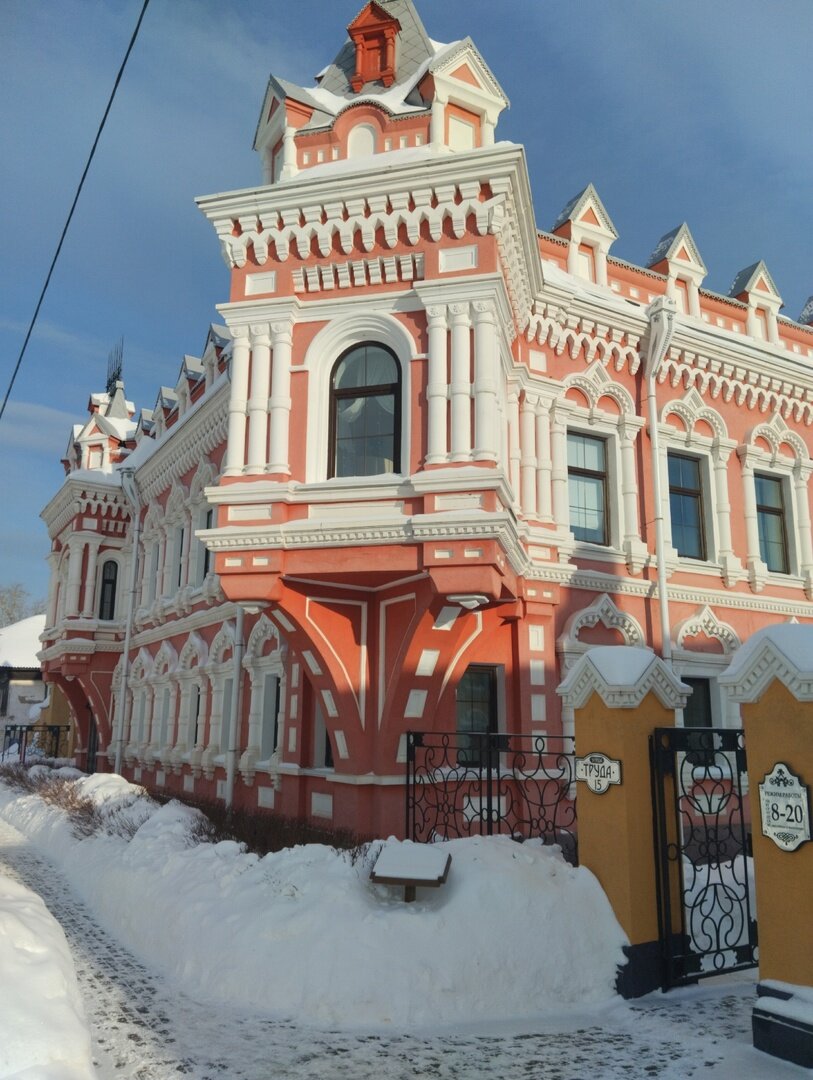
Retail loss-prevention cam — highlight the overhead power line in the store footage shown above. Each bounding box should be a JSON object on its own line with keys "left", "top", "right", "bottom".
{"left": 0, "top": 0, "right": 151, "bottom": 424}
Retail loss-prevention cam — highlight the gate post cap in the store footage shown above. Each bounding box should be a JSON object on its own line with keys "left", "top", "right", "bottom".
{"left": 557, "top": 646, "right": 691, "bottom": 710}
{"left": 719, "top": 624, "right": 813, "bottom": 702}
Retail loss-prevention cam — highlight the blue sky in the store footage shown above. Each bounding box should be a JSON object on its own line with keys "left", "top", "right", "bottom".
{"left": 2, "top": 0, "right": 811, "bottom": 600}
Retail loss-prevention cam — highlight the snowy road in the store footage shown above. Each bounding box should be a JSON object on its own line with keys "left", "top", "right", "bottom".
{"left": 0, "top": 818, "right": 800, "bottom": 1079}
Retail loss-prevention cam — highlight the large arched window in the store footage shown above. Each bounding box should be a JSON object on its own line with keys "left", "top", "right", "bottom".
{"left": 328, "top": 343, "right": 401, "bottom": 478}
{"left": 98, "top": 560, "right": 118, "bottom": 621}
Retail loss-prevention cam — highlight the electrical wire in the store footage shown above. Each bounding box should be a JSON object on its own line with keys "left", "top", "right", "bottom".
{"left": 0, "top": 0, "right": 151, "bottom": 424}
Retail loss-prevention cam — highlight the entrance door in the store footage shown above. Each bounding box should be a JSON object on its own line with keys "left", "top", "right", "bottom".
{"left": 650, "top": 726, "right": 757, "bottom": 989}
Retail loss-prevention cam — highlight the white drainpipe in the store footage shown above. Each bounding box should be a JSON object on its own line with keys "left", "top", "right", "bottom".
{"left": 644, "top": 297, "right": 677, "bottom": 663}
{"left": 114, "top": 467, "right": 141, "bottom": 775}
{"left": 224, "top": 605, "right": 245, "bottom": 810}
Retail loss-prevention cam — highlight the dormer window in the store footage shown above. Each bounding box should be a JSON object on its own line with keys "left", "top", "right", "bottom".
{"left": 347, "top": 2, "right": 401, "bottom": 92}
{"left": 576, "top": 244, "right": 597, "bottom": 284}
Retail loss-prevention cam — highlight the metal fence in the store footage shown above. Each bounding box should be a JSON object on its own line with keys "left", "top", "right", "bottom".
{"left": 406, "top": 730, "right": 578, "bottom": 865}
{"left": 1, "top": 725, "right": 72, "bottom": 764}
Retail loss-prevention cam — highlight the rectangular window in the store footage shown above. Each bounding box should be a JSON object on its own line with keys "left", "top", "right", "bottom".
{"left": 456, "top": 665, "right": 499, "bottom": 767}
{"left": 755, "top": 474, "right": 789, "bottom": 573}
{"left": 176, "top": 526, "right": 186, "bottom": 589}
{"left": 201, "top": 509, "right": 213, "bottom": 583}
{"left": 683, "top": 677, "right": 715, "bottom": 767}
{"left": 668, "top": 453, "right": 706, "bottom": 560}
{"left": 567, "top": 433, "right": 608, "bottom": 545}
{"left": 220, "top": 678, "right": 234, "bottom": 751}
{"left": 260, "top": 673, "right": 280, "bottom": 760}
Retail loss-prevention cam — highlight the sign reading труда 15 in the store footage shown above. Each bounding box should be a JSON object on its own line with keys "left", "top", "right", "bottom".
{"left": 575, "top": 753, "right": 622, "bottom": 795}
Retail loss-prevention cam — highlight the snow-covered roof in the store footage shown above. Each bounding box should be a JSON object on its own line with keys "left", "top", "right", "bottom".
{"left": 551, "top": 183, "right": 618, "bottom": 238}
{"left": 557, "top": 646, "right": 690, "bottom": 710}
{"left": 0, "top": 614, "right": 46, "bottom": 669}
{"left": 646, "top": 222, "right": 706, "bottom": 272}
{"left": 719, "top": 623, "right": 813, "bottom": 701}
{"left": 728, "top": 259, "right": 781, "bottom": 300}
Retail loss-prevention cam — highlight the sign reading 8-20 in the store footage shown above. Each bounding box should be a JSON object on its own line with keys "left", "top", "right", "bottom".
{"left": 759, "top": 763, "right": 811, "bottom": 852}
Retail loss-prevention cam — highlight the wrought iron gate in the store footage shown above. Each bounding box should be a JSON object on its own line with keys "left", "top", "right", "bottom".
{"left": 406, "top": 731, "right": 577, "bottom": 865}
{"left": 650, "top": 727, "right": 757, "bottom": 989}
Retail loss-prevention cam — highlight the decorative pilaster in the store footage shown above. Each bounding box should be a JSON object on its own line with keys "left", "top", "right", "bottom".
{"left": 535, "top": 400, "right": 553, "bottom": 523}
{"left": 794, "top": 467, "right": 813, "bottom": 598}
{"left": 430, "top": 96, "right": 446, "bottom": 148}
{"left": 81, "top": 539, "right": 102, "bottom": 617}
{"left": 65, "top": 538, "right": 84, "bottom": 617}
{"left": 507, "top": 390, "right": 521, "bottom": 504}
{"left": 449, "top": 304, "right": 472, "bottom": 461}
{"left": 224, "top": 327, "right": 250, "bottom": 476}
{"left": 46, "top": 552, "right": 60, "bottom": 626}
{"left": 713, "top": 445, "right": 743, "bottom": 587}
{"left": 269, "top": 320, "right": 294, "bottom": 475}
{"left": 425, "top": 305, "right": 449, "bottom": 465}
{"left": 280, "top": 125, "right": 297, "bottom": 181}
{"left": 550, "top": 408, "right": 569, "bottom": 534}
{"left": 619, "top": 421, "right": 647, "bottom": 573}
{"left": 738, "top": 449, "right": 768, "bottom": 592}
{"left": 472, "top": 301, "right": 499, "bottom": 463}
{"left": 246, "top": 325, "right": 272, "bottom": 474}
{"left": 519, "top": 393, "right": 537, "bottom": 517}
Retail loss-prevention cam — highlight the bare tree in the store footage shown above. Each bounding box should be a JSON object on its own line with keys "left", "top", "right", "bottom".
{"left": 0, "top": 584, "right": 45, "bottom": 628}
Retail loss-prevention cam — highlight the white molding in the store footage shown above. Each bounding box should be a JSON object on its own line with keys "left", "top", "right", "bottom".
{"left": 719, "top": 625, "right": 813, "bottom": 702}
{"left": 557, "top": 647, "right": 690, "bottom": 710}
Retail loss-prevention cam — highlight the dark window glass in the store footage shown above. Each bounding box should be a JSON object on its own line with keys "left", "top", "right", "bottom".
{"left": 683, "top": 677, "right": 714, "bottom": 766}
{"left": 567, "top": 433, "right": 607, "bottom": 545}
{"left": 755, "top": 474, "right": 789, "bottom": 573}
{"left": 329, "top": 344, "right": 400, "bottom": 478}
{"left": 98, "top": 560, "right": 118, "bottom": 621}
{"left": 668, "top": 453, "right": 706, "bottom": 560}
{"left": 456, "top": 665, "right": 499, "bottom": 767}
{"left": 202, "top": 508, "right": 213, "bottom": 581}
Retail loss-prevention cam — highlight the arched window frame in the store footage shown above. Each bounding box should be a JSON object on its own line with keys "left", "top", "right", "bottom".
{"left": 327, "top": 341, "right": 402, "bottom": 479}
{"left": 302, "top": 313, "right": 415, "bottom": 485}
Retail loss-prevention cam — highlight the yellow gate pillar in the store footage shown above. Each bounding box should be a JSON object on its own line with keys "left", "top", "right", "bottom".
{"left": 720, "top": 625, "right": 813, "bottom": 1069}
{"left": 558, "top": 646, "right": 690, "bottom": 997}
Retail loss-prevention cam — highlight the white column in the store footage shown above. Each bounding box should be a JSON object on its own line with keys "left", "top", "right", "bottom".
{"left": 425, "top": 306, "right": 449, "bottom": 465}
{"left": 481, "top": 118, "right": 495, "bottom": 146}
{"left": 280, "top": 124, "right": 297, "bottom": 180}
{"left": 65, "top": 539, "right": 85, "bottom": 617}
{"left": 81, "top": 540, "right": 101, "bottom": 617}
{"left": 449, "top": 304, "right": 472, "bottom": 461}
{"left": 46, "top": 552, "right": 60, "bottom": 626}
{"left": 224, "top": 328, "right": 250, "bottom": 476}
{"left": 535, "top": 400, "right": 553, "bottom": 523}
{"left": 550, "top": 409, "right": 570, "bottom": 530}
{"left": 472, "top": 301, "right": 499, "bottom": 462}
{"left": 794, "top": 468, "right": 813, "bottom": 574}
{"left": 713, "top": 449, "right": 736, "bottom": 564}
{"left": 519, "top": 393, "right": 537, "bottom": 517}
{"left": 619, "top": 425, "right": 640, "bottom": 544}
{"left": 507, "top": 391, "right": 521, "bottom": 502}
{"left": 246, "top": 325, "right": 271, "bottom": 474}
{"left": 245, "top": 670, "right": 263, "bottom": 754}
{"left": 430, "top": 96, "right": 446, "bottom": 148}
{"left": 176, "top": 682, "right": 192, "bottom": 752}
{"left": 269, "top": 320, "right": 294, "bottom": 475}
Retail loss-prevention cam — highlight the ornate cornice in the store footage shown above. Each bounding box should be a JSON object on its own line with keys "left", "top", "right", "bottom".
{"left": 135, "top": 385, "right": 228, "bottom": 502}
{"left": 526, "top": 301, "right": 642, "bottom": 375}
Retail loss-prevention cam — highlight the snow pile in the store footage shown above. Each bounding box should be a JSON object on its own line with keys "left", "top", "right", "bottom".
{"left": 0, "top": 773, "right": 627, "bottom": 1028}
{"left": 0, "top": 874, "right": 96, "bottom": 1080}
{"left": 0, "top": 614, "right": 46, "bottom": 669}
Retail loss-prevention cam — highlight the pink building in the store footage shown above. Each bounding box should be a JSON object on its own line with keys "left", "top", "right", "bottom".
{"left": 39, "top": 0, "right": 813, "bottom": 838}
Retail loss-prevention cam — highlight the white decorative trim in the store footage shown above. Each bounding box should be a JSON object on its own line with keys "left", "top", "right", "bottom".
{"left": 526, "top": 301, "right": 642, "bottom": 375}
{"left": 292, "top": 254, "right": 424, "bottom": 294}
{"left": 719, "top": 625, "right": 813, "bottom": 702}
{"left": 557, "top": 593, "right": 646, "bottom": 676}
{"left": 674, "top": 605, "right": 741, "bottom": 654}
{"left": 557, "top": 647, "right": 690, "bottom": 710}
